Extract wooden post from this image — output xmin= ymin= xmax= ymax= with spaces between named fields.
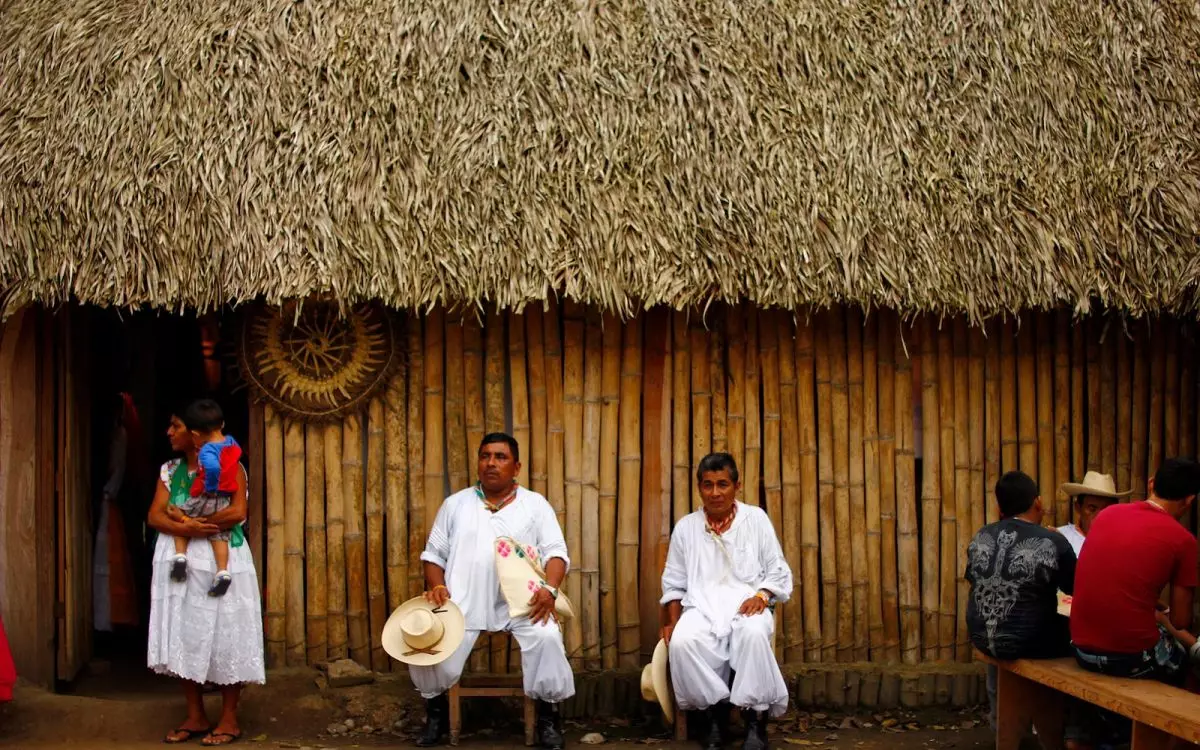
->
xmin=711 ymin=311 xmax=728 ymax=454
xmin=847 ymin=310 xmax=869 ymax=667
xmin=1000 ymin=320 xmax=1018 ymax=476
xmin=527 ymin=310 xmax=550 ymax=499
xmin=617 ymin=315 xmax=643 ymax=669
xmin=638 ymin=310 xmax=671 ymax=660
xmin=744 ymin=311 xmax=762 ymax=508
xmin=265 ymin=405 xmax=286 ymax=668
xmin=464 ymin=315 xmax=486 ymax=485
xmin=672 ymin=311 xmax=692 ymax=521
xmin=692 ymin=322 xmax=712 ymax=510
xmin=727 ymin=308 xmax=747 ymax=475
xmin=305 ymin=424 xmax=328 ymax=664
xmin=284 ymin=420 xmax=306 ymax=667
xmin=816 ymin=311 xmax=837 ymax=665
xmin=544 ymin=300 xmax=566 ymax=529
xmin=445 ymin=314 xmax=469 ymax=490
xmin=581 ymin=312 xmax=603 ymax=672
xmin=1116 ymin=326 xmax=1133 ymax=492
xmin=563 ymin=302 xmax=585 ymax=669
xmin=778 ymin=312 xmax=803 ymax=664
xmin=895 ymin=320 xmax=920 ymax=674
xmin=325 ymin=422 xmax=348 ymax=660
xmin=366 ymin=399 xmax=388 ymax=671
xmin=1053 ymin=312 xmax=1071 ymax=532
xmin=385 ymin=370 xmax=409 ymax=615
xmin=877 ymin=312 xmax=901 ymax=666
xmin=919 ymin=318 xmax=942 ymax=704
xmin=406 ymin=317 xmax=426 ymax=599
xmin=796 ymin=315 xmax=822 ymax=664
xmin=1132 ymin=323 xmax=1149 ymax=498
xmin=343 ymin=412 xmax=369 ymax=667
xmin=599 ymin=315 xmax=621 ymax=670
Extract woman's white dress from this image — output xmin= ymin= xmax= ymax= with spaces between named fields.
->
xmin=147 ymin=459 xmax=266 ymax=685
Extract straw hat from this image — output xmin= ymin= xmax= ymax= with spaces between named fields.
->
xmin=495 ymin=537 xmax=575 ymax=621
xmin=1060 ymin=471 xmax=1132 ymax=500
xmin=381 ymin=597 xmax=466 ymax=666
xmin=640 ymin=639 xmax=674 ymax=724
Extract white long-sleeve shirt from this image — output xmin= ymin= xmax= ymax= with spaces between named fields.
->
xmin=421 ymin=486 xmax=570 ymax=631
xmin=661 ymin=502 xmax=793 ymax=638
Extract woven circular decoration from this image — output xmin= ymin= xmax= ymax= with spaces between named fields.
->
xmin=237 ymin=301 xmax=403 ymax=420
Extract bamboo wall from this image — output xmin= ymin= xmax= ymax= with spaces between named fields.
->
xmin=250 ymin=304 xmax=1200 ymax=705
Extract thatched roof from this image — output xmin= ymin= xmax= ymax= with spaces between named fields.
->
xmin=1 ymin=0 xmax=1199 ymax=320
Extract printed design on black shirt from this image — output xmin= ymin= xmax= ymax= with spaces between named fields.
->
xmin=968 ymin=529 xmax=1059 ymax=654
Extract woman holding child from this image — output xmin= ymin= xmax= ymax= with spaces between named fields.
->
xmin=147 ymin=399 xmax=264 ymax=746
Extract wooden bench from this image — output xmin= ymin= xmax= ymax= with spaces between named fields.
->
xmin=976 ymin=650 xmax=1200 ymax=749
xmin=448 ymin=673 xmax=536 ymax=747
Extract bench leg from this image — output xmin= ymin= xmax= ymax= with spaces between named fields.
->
xmin=524 ymin=696 xmax=536 ymax=747
xmin=1131 ymin=722 xmax=1179 ymax=750
xmin=674 ymin=709 xmax=688 ymax=742
xmin=996 ymin=668 xmax=1065 ymax=750
xmin=448 ymin=684 xmax=462 ymax=747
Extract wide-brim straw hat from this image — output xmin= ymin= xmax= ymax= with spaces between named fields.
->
xmin=381 ymin=597 xmax=466 ymax=666
xmin=495 ymin=536 xmax=575 ymax=621
xmin=1060 ymin=471 xmax=1132 ymax=500
xmin=640 ymin=639 xmax=674 ymax=724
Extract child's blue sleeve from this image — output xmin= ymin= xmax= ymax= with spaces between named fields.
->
xmin=198 ymin=443 xmax=222 ymax=493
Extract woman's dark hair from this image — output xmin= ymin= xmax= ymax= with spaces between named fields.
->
xmin=696 ymin=452 xmax=740 ymax=484
xmin=182 ymin=398 xmax=225 ymax=432
xmin=1153 ymin=458 xmax=1200 ymax=502
xmin=479 ymin=432 xmax=520 ymax=462
xmin=995 ymin=471 xmax=1039 ymax=518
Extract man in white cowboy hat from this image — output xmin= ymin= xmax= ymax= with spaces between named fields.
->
xmin=408 ymin=433 xmax=573 ymax=749
xmin=660 ymin=453 xmax=793 ymax=750
xmin=1056 ymin=470 xmax=1132 ymax=557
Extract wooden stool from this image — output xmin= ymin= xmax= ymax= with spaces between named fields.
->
xmin=448 ymin=673 xmax=536 ymax=747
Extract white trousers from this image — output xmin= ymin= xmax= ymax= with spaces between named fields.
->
xmin=410 ymin=616 xmax=575 ymax=703
xmin=668 ymin=608 xmax=789 ymax=717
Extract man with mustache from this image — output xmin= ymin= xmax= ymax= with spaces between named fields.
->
xmin=410 ymin=433 xmax=573 ymax=749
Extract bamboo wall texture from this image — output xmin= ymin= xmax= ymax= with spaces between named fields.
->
xmin=253 ymin=305 xmax=1200 ymax=702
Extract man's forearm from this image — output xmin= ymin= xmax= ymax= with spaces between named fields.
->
xmin=545 ymin=557 xmax=567 ymax=589
xmin=424 ymin=561 xmax=447 ymax=591
xmin=665 ymin=599 xmax=682 ymax=626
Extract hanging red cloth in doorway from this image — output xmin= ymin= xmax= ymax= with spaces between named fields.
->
xmin=0 ymin=612 xmax=14 ymax=701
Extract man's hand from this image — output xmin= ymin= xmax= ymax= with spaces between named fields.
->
xmin=661 ymin=623 xmax=675 ymax=645
xmin=528 ymin=586 xmax=557 ymax=625
xmin=182 ymin=516 xmax=220 ymax=536
xmin=424 ymin=584 xmax=450 ymax=607
xmin=738 ymin=592 xmax=770 ymax=617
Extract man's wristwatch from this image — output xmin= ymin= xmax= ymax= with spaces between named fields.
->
xmin=755 ymin=590 xmax=772 ymax=604
xmin=542 ymin=584 xmax=559 ymax=600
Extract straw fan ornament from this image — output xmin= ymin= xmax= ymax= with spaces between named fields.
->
xmin=236 ymin=301 xmax=404 ymax=421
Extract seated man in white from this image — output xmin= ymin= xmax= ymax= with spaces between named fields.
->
xmin=412 ymin=433 xmax=574 ymax=749
xmin=1057 ymin=471 xmax=1129 ymax=556
xmin=661 ymin=452 xmax=793 ymax=750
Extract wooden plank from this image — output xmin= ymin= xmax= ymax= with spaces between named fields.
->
xmin=796 ymin=315 xmax=822 ymax=664
xmin=672 ymin=312 xmax=692 ymax=521
xmin=639 ymin=310 xmax=672 ymax=660
xmin=264 ymin=405 xmax=286 ymax=667
xmin=617 ymin=315 xmax=643 ymax=668
xmin=366 ymin=398 xmax=388 ymax=671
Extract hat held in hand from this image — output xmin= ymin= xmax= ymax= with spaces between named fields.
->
xmin=382 ymin=597 xmax=466 ymax=666
xmin=640 ymin=639 xmax=674 ymax=724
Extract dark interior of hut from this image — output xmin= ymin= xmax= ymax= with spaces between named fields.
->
xmin=65 ymin=307 xmax=248 ymax=695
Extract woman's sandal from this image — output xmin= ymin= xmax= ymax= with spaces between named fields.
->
xmin=163 ymin=726 xmax=211 ymax=744
xmin=200 ymin=731 xmax=242 ymax=746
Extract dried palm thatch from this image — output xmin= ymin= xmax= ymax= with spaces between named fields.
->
xmin=236 ymin=300 xmax=404 ymax=420
xmin=1 ymin=0 xmax=1199 ymax=320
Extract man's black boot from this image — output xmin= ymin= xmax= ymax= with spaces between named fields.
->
xmin=702 ymin=703 xmax=728 ymax=750
xmin=537 ymin=700 xmax=565 ymax=750
xmin=741 ymin=711 xmax=768 ymax=750
xmin=416 ymin=694 xmax=449 ymax=747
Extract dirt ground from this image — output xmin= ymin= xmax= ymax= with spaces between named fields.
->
xmin=0 ymin=663 xmax=994 ymax=749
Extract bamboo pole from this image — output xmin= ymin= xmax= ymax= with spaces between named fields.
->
xmin=936 ymin=321 xmax=956 ymax=703
xmin=877 ymin=313 xmax=901 ymax=663
xmin=1165 ymin=322 xmax=1180 ymax=459
xmin=1017 ymin=321 xmax=1037 ymax=477
xmin=862 ymin=314 xmax=884 ymax=662
xmin=761 ymin=311 xmax=783 ymax=537
xmin=510 ymin=310 xmax=532 ymax=473
xmin=638 ymin=310 xmax=671 ymax=659
xmin=919 ymin=319 xmax=942 ymax=671
xmin=325 ymin=422 xmax=347 ymax=660
xmin=712 ymin=314 xmax=728 ymax=454
xmin=598 ymin=315 xmax=621 ymax=670
xmin=778 ymin=312 xmax=803 ymax=663
xmin=847 ymin=310 xmax=869 ymax=664
xmin=265 ymin=405 xmax=286 ymax=668
xmin=1132 ymin=324 xmax=1149 ymax=498
xmin=485 ymin=309 xmax=505 ymax=432
xmin=796 ymin=315 xmax=822 ymax=664
xmin=385 ymin=370 xmax=409 ymax=615
xmin=1000 ymin=320 xmax=1018 ymax=476
xmin=692 ymin=321 xmax=712 ymax=511
xmin=952 ymin=320 xmax=971 ymax=675
xmin=816 ymin=311 xmax=837 ymax=664
xmin=305 ymin=424 xmax=328 ymax=664
xmin=895 ymin=320 xmax=919 ymax=667
xmin=248 ymin=402 xmax=266 ymax=596
xmin=1149 ymin=321 xmax=1166 ymax=474
xmin=1036 ymin=314 xmax=1055 ymax=526
xmin=1086 ymin=320 xmax=1102 ymax=470
xmin=544 ymin=299 xmax=566 ymax=529
xmin=366 ymin=399 xmax=388 ymax=671
xmin=1180 ymin=329 xmax=1195 ymax=466
xmin=445 ymin=314 xmax=469 ymax=491
xmin=985 ymin=321 xmax=1002 ymax=527
xmin=1101 ymin=320 xmax=1118 ymax=474
xmin=284 ymin=420 xmax=306 ymax=666
xmin=463 ymin=314 xmax=486 ymax=484
xmin=830 ymin=308 xmax=853 ymax=664
xmin=969 ymin=325 xmax=986 ymax=535
xmin=672 ymin=311 xmax=692 ymax=521
xmin=343 ymin=412 xmax=369 ymax=667
xmin=617 ymin=316 xmax=643 ymax=669
xmin=563 ymin=302 xmax=585 ymax=669
xmin=1054 ymin=311 xmax=1071 ymax=532
xmin=406 ymin=318 xmax=426 ymax=599
xmin=1071 ymin=319 xmax=1086 ymax=519
xmin=1116 ymin=327 xmax=1133 ymax=492
xmin=410 ymin=316 xmax=429 ymax=597
xmin=581 ymin=311 xmax=603 ymax=672
xmin=527 ymin=310 xmax=550 ymax=499
xmin=744 ymin=311 xmax=762 ymax=508
xmin=727 ymin=308 xmax=747 ymax=475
